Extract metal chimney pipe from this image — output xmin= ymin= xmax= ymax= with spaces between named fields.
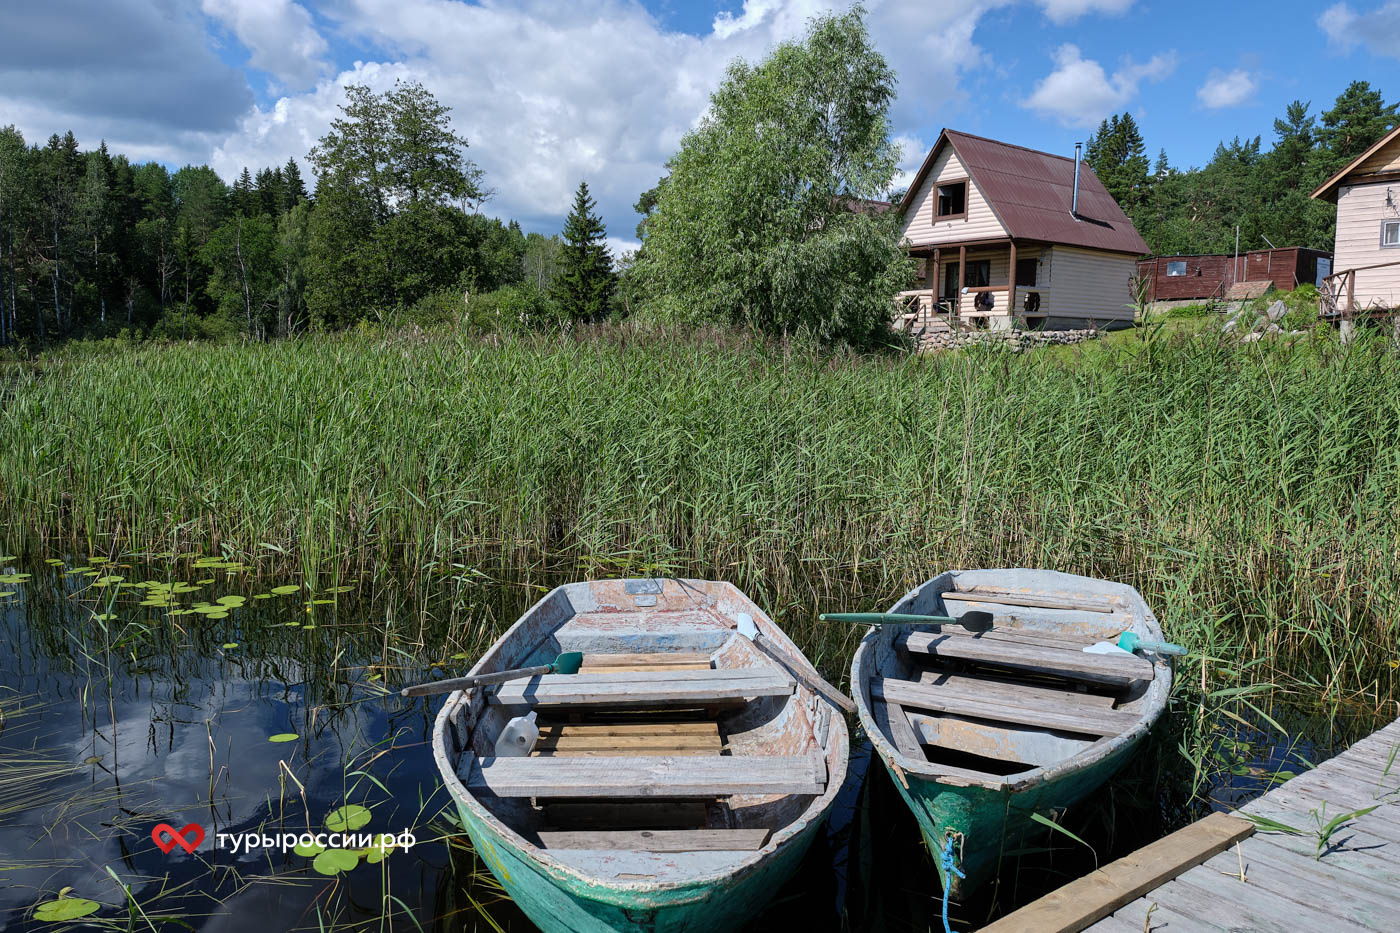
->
xmin=1071 ymin=142 xmax=1082 ymax=218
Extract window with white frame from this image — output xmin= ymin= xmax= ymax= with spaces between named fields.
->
xmin=1383 ymin=220 xmax=1400 ymax=248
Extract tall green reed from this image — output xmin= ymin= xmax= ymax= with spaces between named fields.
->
xmin=1 ymin=324 xmax=1397 ymax=704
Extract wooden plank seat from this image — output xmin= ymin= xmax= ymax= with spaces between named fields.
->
xmin=872 ymin=678 xmax=1141 ymax=737
xmin=489 ymin=667 xmax=795 ymax=707
xmin=532 ymin=721 xmax=725 ymax=757
xmin=464 ymin=752 xmax=827 ymax=798
xmin=535 ymin=829 xmax=771 ymax=852
xmin=577 ymin=652 xmax=714 ymax=673
xmin=897 ymin=628 xmax=1153 ymax=688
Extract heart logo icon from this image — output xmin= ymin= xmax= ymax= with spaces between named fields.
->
xmin=151 ymin=823 xmax=205 ymax=855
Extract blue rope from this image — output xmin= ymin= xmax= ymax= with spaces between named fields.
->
xmin=939 ymin=835 xmax=966 ymax=933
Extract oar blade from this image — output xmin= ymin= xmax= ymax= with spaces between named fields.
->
xmin=553 ymin=651 xmax=583 ymax=675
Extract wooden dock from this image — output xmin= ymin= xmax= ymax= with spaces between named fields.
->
xmin=983 ymin=716 xmax=1400 ymax=932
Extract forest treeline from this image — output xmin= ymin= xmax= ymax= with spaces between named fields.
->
xmin=1081 ymin=80 xmax=1398 ymax=257
xmin=0 ymin=82 xmax=613 ymax=347
xmin=0 ymin=20 xmax=1394 ymax=349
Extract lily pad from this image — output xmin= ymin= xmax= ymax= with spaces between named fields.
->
xmin=0 ymin=592 xmax=14 ymax=598
xmin=270 ymin=585 xmax=301 ymax=595
xmin=253 ymin=593 xmax=272 ymax=600
xmin=44 ymin=558 xmax=65 ymax=565
xmin=83 ymin=756 xmax=102 ymax=765
xmin=325 ymin=804 xmax=372 ymax=833
xmin=196 ymin=578 xmax=215 ymax=585
xmin=92 ymin=576 xmax=124 ymax=588
xmin=311 ymin=848 xmax=360 ymax=876
xmin=206 ymin=612 xmax=229 ymax=620
xmin=221 ymin=642 xmax=239 ymax=649
xmin=93 ymin=613 xmax=116 ymax=621
xmin=216 ymin=595 xmax=247 ymax=607
xmin=268 ymin=733 xmax=299 ymax=743
xmin=292 ymin=839 xmax=324 ymax=857
xmin=0 ymin=554 xmax=16 ymax=562
xmin=0 ymin=573 xmax=32 ymax=584
xmin=34 ymin=897 xmax=101 ymax=922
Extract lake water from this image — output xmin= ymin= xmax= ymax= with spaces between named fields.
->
xmin=0 ymin=557 xmax=1385 ymax=931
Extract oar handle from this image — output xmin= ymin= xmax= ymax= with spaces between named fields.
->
xmin=401 ymin=664 xmax=552 ymax=698
xmin=820 ymin=612 xmax=960 ymax=625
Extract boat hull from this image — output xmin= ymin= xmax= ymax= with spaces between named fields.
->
xmin=878 ymin=733 xmax=1142 ymax=898
xmin=451 ymin=788 xmax=826 ymax=933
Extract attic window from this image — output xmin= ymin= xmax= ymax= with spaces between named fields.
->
xmin=1166 ymin=261 xmax=1187 ymax=276
xmin=1383 ymin=220 xmax=1400 ymax=248
xmin=936 ymin=181 xmax=967 ymax=219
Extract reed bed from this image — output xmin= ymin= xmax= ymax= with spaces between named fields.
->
xmin=1 ymin=324 xmax=1398 ymax=704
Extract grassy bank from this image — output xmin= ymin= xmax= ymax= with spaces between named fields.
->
xmin=2 ymin=324 xmax=1398 ymax=707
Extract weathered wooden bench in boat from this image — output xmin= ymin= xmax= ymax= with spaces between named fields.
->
xmin=430 ymin=579 xmax=850 ymax=933
xmin=849 ymin=569 xmax=1171 ymax=900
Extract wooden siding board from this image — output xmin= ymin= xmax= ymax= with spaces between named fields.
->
xmin=901 ymin=148 xmax=1008 ymax=248
xmin=1335 ymin=182 xmax=1400 ymax=309
xmin=1042 ymin=247 xmax=1137 ymax=324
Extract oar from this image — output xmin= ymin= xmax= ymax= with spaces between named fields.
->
xmin=820 ymin=611 xmax=995 ymax=633
xmin=400 ymin=651 xmax=584 ymax=698
xmin=736 ymin=613 xmax=855 ymax=713
xmin=1116 ymin=631 xmax=1187 ymax=656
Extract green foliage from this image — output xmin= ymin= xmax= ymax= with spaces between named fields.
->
xmin=551 ymin=181 xmax=615 ymax=321
xmin=1085 ymin=113 xmax=1150 ymax=213
xmin=1131 ymin=81 xmax=1396 ymax=255
xmin=633 ymin=7 xmax=913 ymax=346
xmin=305 ymin=80 xmax=489 ymax=326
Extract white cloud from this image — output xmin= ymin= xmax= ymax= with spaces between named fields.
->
xmin=1196 ymin=69 xmax=1257 ymax=109
xmin=1020 ymin=43 xmax=1176 ymax=127
xmin=1036 ymin=0 xmax=1135 ymax=23
xmin=1319 ymin=2 xmax=1400 ymax=59
xmin=209 ymin=0 xmax=1009 ymax=240
xmin=202 ymin=0 xmax=330 ymax=91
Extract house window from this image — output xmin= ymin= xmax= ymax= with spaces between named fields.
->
xmin=943 ymin=260 xmax=990 ymax=300
xmin=936 ymin=181 xmax=967 ymax=218
xmin=1383 ymin=220 xmax=1400 ymax=248
xmin=1015 ymin=258 xmax=1038 ymax=287
xmin=1166 ymin=261 xmax=1187 ymax=276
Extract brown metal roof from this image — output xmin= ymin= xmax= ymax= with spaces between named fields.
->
xmin=898 ymin=129 xmax=1150 ymax=256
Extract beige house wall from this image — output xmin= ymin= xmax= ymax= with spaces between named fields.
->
xmin=1335 ymin=181 xmax=1400 ymax=309
xmin=901 ymin=149 xmax=1008 ymax=247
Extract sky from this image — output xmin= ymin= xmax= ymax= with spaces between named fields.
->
xmin=2 ymin=0 xmax=1398 ymax=254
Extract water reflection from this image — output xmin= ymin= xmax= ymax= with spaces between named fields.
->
xmin=0 ymin=560 xmax=1388 ymax=931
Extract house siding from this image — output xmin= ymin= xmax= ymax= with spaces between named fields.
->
xmin=1335 ymin=182 xmax=1400 ymax=309
xmin=1040 ymin=247 xmax=1137 ymax=326
xmin=901 ymin=149 xmax=1007 ymax=247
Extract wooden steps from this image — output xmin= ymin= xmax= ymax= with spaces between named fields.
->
xmin=535 ymin=829 xmax=771 ymax=852
xmin=489 ymin=667 xmax=795 ymax=707
xmin=898 ymin=629 xmax=1153 ymax=688
xmin=532 ymin=721 xmax=725 ymax=757
xmin=872 ymin=678 xmax=1140 ymax=737
xmin=464 ymin=752 xmax=827 ymax=798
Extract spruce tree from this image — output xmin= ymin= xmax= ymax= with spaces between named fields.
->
xmin=551 ymin=180 xmax=614 ymax=321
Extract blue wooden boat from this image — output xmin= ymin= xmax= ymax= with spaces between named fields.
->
xmin=850 ymin=569 xmax=1171 ymax=900
xmin=430 ymin=578 xmax=850 ymax=932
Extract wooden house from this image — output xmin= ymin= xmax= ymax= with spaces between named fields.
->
xmin=895 ymin=130 xmax=1149 ymax=331
xmin=1311 ymin=124 xmax=1400 ymax=320
xmin=1136 ymin=247 xmax=1332 ymax=302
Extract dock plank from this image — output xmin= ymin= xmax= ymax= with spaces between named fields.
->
xmin=1064 ymin=715 xmax=1400 ymax=933
xmin=978 ymin=812 xmax=1252 ymax=933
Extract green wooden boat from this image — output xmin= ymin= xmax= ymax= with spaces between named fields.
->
xmin=849 ymin=569 xmax=1171 ymax=900
xmin=430 ymin=578 xmax=850 ymax=932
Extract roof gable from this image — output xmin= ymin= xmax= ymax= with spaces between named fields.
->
xmin=897 ymin=129 xmax=1149 ymax=255
xmin=1311 ymin=124 xmax=1400 ymax=201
